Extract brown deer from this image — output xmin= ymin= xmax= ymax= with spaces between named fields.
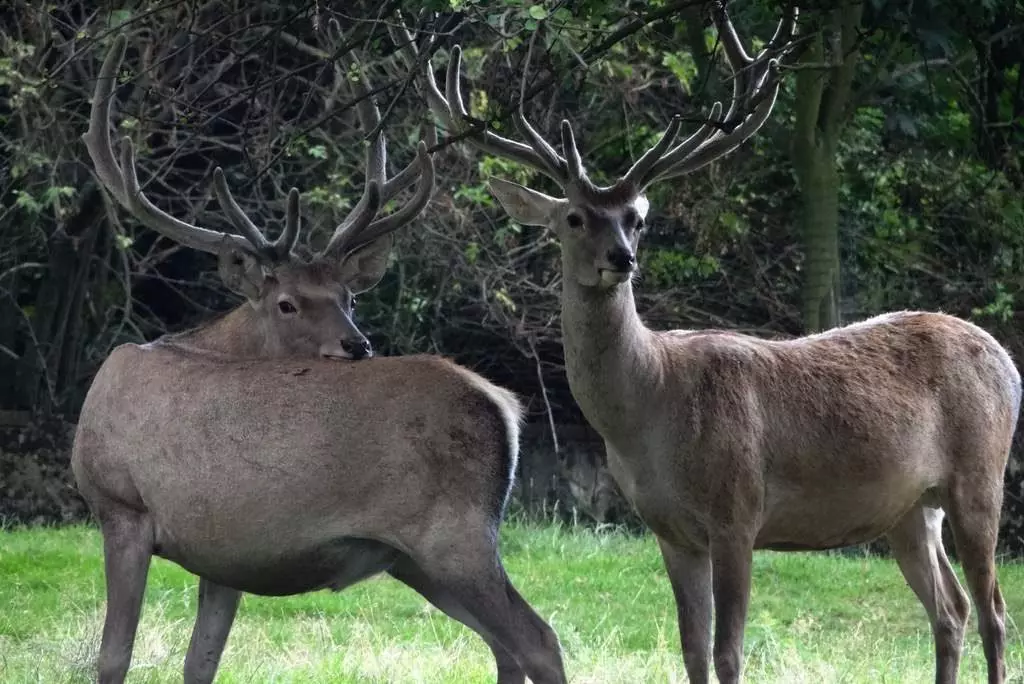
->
xmin=72 ymin=35 xmax=566 ymax=684
xmin=418 ymin=3 xmax=1021 ymax=683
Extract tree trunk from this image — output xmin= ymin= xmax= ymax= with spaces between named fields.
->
xmin=790 ymin=2 xmax=864 ymax=333
xmin=795 ymin=144 xmax=841 ymax=332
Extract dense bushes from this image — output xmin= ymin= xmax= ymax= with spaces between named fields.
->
xmin=1 ymin=1 xmax=1022 ymax=551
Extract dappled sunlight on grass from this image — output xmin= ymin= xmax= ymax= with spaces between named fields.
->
xmin=1 ymin=522 xmax=1022 ymax=682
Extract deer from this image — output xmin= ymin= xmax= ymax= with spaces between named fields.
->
xmin=72 ymin=34 xmax=566 ymax=684
xmin=417 ymin=2 xmax=1021 ymax=682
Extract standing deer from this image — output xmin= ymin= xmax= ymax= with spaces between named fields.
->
xmin=73 ymin=35 xmax=566 ymax=684
xmin=420 ymin=3 xmax=1020 ymax=683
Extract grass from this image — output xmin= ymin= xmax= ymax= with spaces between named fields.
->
xmin=1 ymin=522 xmax=1022 ymax=683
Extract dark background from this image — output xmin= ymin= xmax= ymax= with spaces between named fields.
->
xmin=1 ymin=0 xmax=1022 ymax=554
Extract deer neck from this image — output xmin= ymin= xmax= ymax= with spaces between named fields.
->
xmin=157 ymin=304 xmax=269 ymax=358
xmin=560 ymin=278 xmax=660 ymax=439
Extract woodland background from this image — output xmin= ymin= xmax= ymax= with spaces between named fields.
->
xmin=1 ymin=0 xmax=1023 ymax=554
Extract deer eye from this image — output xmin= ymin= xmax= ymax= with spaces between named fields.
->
xmin=635 ymin=216 xmax=645 ymax=232
xmin=566 ymin=212 xmax=584 ymax=229
xmin=277 ymin=300 xmax=297 ymax=315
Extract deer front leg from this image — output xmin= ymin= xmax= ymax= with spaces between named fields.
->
xmin=709 ymin=536 xmax=754 ymax=684
xmin=657 ymin=538 xmax=713 ymax=684
xmin=184 ymin=578 xmax=241 ymax=684
xmin=97 ymin=511 xmax=153 ymax=684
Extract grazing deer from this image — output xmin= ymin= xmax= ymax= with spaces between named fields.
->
xmin=419 ymin=3 xmax=1021 ymax=683
xmin=72 ymin=35 xmax=566 ymax=684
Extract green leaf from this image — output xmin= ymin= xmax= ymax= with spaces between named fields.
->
xmin=115 ymin=235 xmax=134 ymax=250
xmin=308 ymin=145 xmax=328 ymax=160
xmin=14 ymin=190 xmax=41 ymax=214
xmin=528 ymin=5 xmax=548 ymax=20
xmin=495 ymin=289 xmax=517 ymax=312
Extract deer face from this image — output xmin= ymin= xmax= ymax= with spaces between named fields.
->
xmin=221 ymin=234 xmax=394 ymax=360
xmin=488 ymin=178 xmax=650 ymax=290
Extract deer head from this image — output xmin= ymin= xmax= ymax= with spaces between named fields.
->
xmin=83 ymin=35 xmax=434 ymax=360
xmin=417 ymin=2 xmax=797 ymax=290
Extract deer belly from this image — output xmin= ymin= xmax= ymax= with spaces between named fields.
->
xmin=154 ymin=528 xmax=402 ymax=596
xmin=755 ymin=482 xmax=934 ymax=551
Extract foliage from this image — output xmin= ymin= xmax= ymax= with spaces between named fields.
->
xmin=1 ymin=0 xmax=1024 ymax=542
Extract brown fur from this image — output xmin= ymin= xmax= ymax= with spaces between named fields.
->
xmin=72 ymin=32 xmax=568 ymax=684
xmin=72 ymin=345 xmax=566 ymax=684
xmin=487 ymin=178 xmax=1019 ymax=684
xmin=569 ymin=282 xmax=1018 ymax=684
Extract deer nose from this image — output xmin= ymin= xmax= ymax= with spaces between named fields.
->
xmin=341 ymin=338 xmax=372 ymax=360
xmin=607 ymin=248 xmax=636 ymax=272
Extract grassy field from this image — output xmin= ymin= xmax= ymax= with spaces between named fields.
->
xmin=1 ymin=522 xmax=1022 ymax=683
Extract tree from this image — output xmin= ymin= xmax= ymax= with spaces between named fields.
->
xmin=790 ymin=1 xmax=863 ymax=332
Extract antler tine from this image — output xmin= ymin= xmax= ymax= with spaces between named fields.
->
xmin=274 ymin=187 xmax=301 ymax=258
xmin=655 ymin=65 xmax=781 ymax=180
xmin=444 ymin=46 xmax=469 ymax=119
xmin=622 ymin=115 xmax=683 ymax=187
xmin=628 ymin=3 xmax=799 ymax=188
xmin=766 ymin=2 xmax=800 ymax=57
xmin=712 ymin=0 xmax=754 ymax=71
xmin=322 ymin=180 xmax=383 ymax=259
xmin=638 ymin=102 xmax=724 ymax=185
xmin=83 ymin=35 xmax=263 ymax=258
xmin=344 ymin=141 xmax=435 ymax=253
xmin=212 ymin=168 xmax=274 ymax=253
xmin=383 ymin=129 xmax=429 ymax=198
xmin=560 ymin=120 xmax=586 ymax=185
xmin=419 ymin=42 xmax=569 ymax=185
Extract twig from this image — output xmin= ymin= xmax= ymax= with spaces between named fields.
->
xmin=527 ymin=334 xmax=560 ymax=454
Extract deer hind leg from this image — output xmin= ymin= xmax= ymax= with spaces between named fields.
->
xmin=388 ymin=555 xmax=526 ymax=684
xmin=656 ymin=538 xmax=713 ymax=684
xmin=945 ymin=476 xmax=1007 ymax=684
xmin=886 ymin=503 xmax=970 ymax=684
xmin=97 ymin=510 xmax=153 ymax=684
xmin=411 ymin=536 xmax=566 ymax=684
xmin=183 ymin=578 xmax=241 ymax=684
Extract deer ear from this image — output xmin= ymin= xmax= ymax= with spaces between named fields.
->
xmin=487 ymin=177 xmax=566 ymax=227
xmin=337 ymin=233 xmax=394 ymax=294
xmin=217 ymin=248 xmax=264 ymax=301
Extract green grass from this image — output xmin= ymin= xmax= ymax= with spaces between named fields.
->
xmin=1 ymin=522 xmax=1022 ymax=683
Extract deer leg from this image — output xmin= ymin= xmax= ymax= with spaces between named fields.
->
xmin=886 ymin=504 xmax=970 ymax=684
xmin=388 ymin=555 xmax=526 ymax=684
xmin=414 ymin=542 xmax=566 ymax=684
xmin=656 ymin=537 xmax=713 ymax=684
xmin=709 ymin=537 xmax=754 ymax=684
xmin=946 ymin=478 xmax=1007 ymax=684
xmin=183 ymin=578 xmax=241 ymax=684
xmin=97 ymin=510 xmax=153 ymax=684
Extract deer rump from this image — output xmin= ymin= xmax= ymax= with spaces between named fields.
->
xmin=72 ymin=347 xmax=519 ymax=597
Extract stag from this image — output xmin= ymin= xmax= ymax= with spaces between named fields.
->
xmin=73 ymin=35 xmax=566 ymax=684
xmin=419 ymin=3 xmax=1020 ymax=683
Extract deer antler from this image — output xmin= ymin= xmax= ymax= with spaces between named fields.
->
xmin=320 ymin=19 xmax=435 ymax=260
xmin=418 ymin=2 xmax=799 ymax=194
xmin=623 ymin=1 xmax=799 ymax=187
xmin=392 ymin=18 xmax=571 ymax=187
xmin=85 ymin=33 xmax=434 ymax=267
xmin=83 ymin=35 xmax=287 ymax=262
